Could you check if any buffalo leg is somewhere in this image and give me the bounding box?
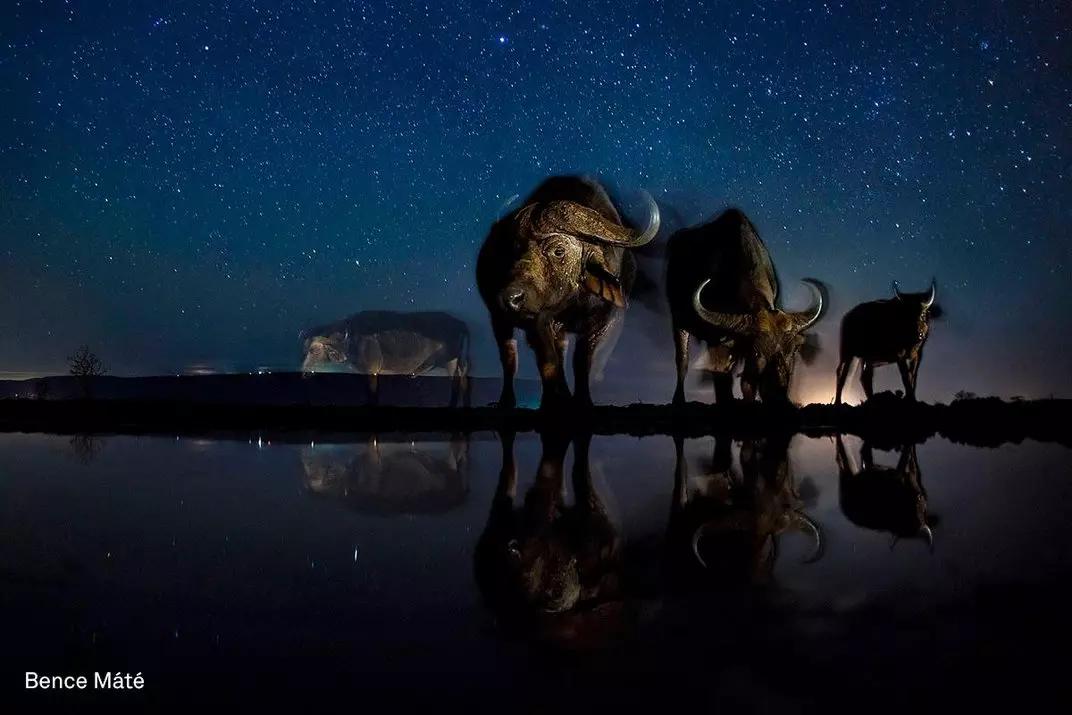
[908,358,921,401]
[900,444,925,495]
[740,375,757,403]
[446,356,470,409]
[571,432,598,513]
[529,326,571,410]
[672,434,689,511]
[834,358,853,405]
[534,431,570,507]
[574,329,606,408]
[446,358,460,409]
[834,434,852,476]
[899,357,920,401]
[860,362,875,401]
[706,344,736,404]
[591,307,625,384]
[712,435,733,475]
[860,441,875,472]
[479,430,518,542]
[672,325,690,406]
[711,371,734,404]
[492,316,518,409]
[896,359,912,401]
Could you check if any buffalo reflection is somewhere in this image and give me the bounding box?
[301,434,470,516]
[474,431,636,648]
[668,434,824,590]
[836,434,937,550]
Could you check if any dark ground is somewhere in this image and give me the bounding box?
[1,391,1069,448]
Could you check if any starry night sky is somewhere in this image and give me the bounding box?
[1,0,1069,402]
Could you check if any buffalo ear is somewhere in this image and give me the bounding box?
[582,257,625,308]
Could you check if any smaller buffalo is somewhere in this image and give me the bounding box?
[300,310,471,407]
[667,208,826,406]
[835,435,936,550]
[834,280,938,405]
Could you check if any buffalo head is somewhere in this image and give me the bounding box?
[892,278,938,340]
[497,192,660,318]
[692,277,827,403]
[300,328,349,377]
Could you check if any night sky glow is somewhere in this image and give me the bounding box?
[1,1,1069,402]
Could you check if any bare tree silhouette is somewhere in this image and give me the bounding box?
[67,345,107,399]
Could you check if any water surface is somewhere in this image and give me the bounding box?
[2,431,1069,710]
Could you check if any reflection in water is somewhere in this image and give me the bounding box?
[668,434,824,590]
[67,433,105,465]
[474,431,635,649]
[1,431,1068,707]
[836,434,936,550]
[300,434,470,515]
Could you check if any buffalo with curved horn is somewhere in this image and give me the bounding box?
[834,279,938,405]
[476,175,660,410]
[667,208,827,405]
[835,434,936,551]
[667,433,824,590]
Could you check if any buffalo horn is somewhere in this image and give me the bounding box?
[690,514,751,568]
[924,278,936,308]
[919,524,934,551]
[530,190,660,248]
[692,279,755,335]
[790,510,825,563]
[788,278,826,332]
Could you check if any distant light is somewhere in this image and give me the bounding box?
[498,36,507,44]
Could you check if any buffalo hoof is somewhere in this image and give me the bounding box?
[493,394,516,409]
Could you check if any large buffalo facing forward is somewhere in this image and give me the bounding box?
[300,310,471,407]
[667,208,826,405]
[476,175,659,410]
[834,280,938,405]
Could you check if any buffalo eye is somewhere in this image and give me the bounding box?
[550,246,566,259]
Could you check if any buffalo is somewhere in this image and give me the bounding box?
[299,310,471,407]
[301,434,470,516]
[667,208,826,405]
[835,434,936,550]
[834,280,937,405]
[473,430,640,649]
[476,175,660,410]
[666,433,824,590]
